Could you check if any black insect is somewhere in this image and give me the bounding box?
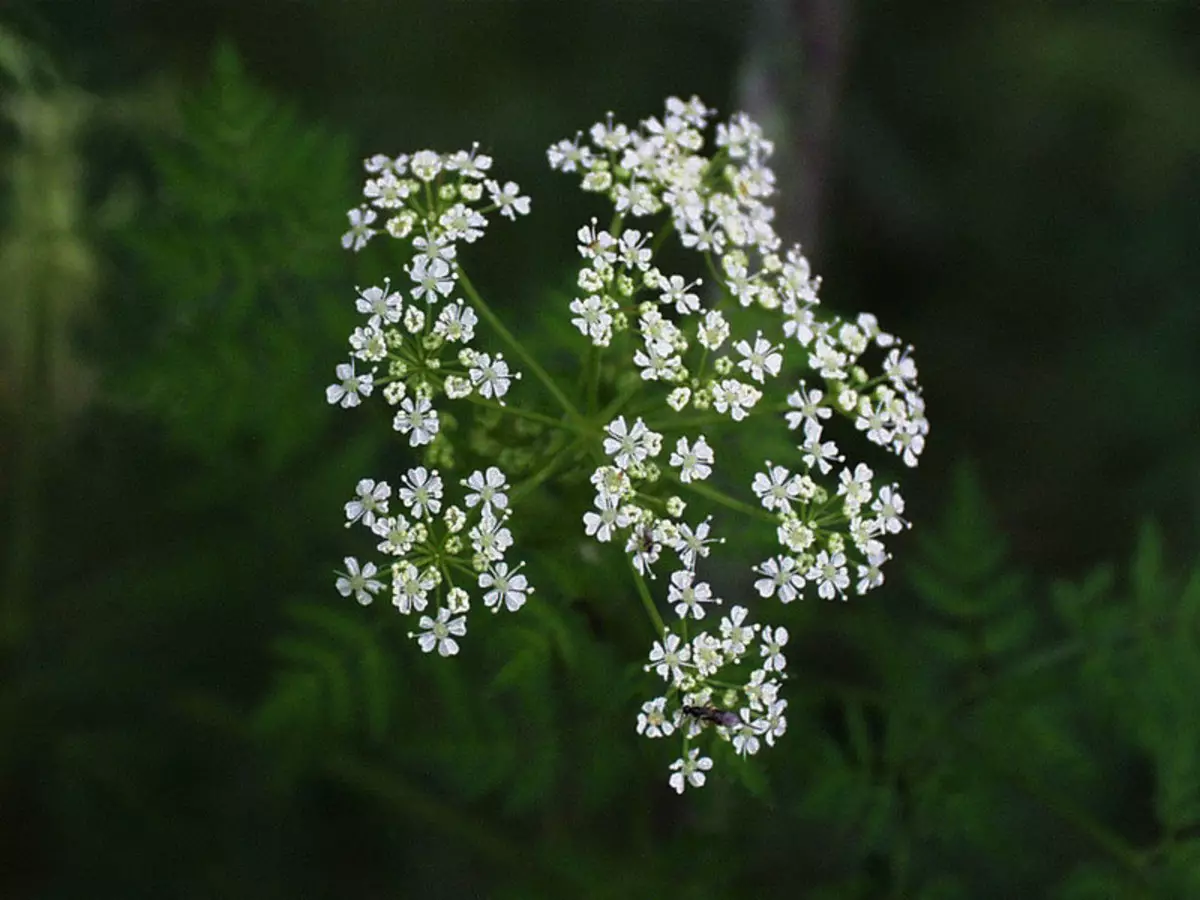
[682,704,740,728]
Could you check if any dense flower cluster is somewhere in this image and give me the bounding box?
[550,97,927,789]
[326,99,927,793]
[327,147,531,444]
[328,148,534,654]
[336,466,532,655]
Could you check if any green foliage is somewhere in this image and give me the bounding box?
[113,42,355,470]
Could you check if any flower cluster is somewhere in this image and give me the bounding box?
[326,98,928,795]
[551,97,927,789]
[327,147,531,458]
[335,466,532,655]
[328,147,535,654]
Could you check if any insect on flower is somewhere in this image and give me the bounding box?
[682,704,740,728]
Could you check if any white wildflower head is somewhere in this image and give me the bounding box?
[329,97,927,796]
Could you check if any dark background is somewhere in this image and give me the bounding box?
[3,1,1199,897]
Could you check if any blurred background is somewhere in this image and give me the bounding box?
[2,1,1199,897]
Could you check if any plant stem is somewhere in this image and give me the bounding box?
[629,561,666,636]
[457,268,583,426]
[666,473,775,523]
[464,395,586,435]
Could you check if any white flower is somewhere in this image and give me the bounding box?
[392,562,435,614]
[469,353,517,402]
[326,361,374,408]
[355,283,403,326]
[636,697,675,738]
[392,395,440,446]
[668,436,713,484]
[785,382,831,431]
[872,485,908,533]
[760,626,788,672]
[838,463,875,510]
[719,606,756,657]
[696,309,730,350]
[335,557,383,605]
[711,379,761,421]
[410,150,442,181]
[415,607,467,656]
[668,748,713,794]
[753,555,805,603]
[647,632,690,683]
[673,517,718,570]
[345,478,391,528]
[731,708,764,757]
[348,325,387,361]
[409,256,456,302]
[734,332,783,383]
[398,467,444,519]
[463,467,510,514]
[582,495,630,543]
[433,300,477,342]
[658,273,702,316]
[762,698,788,746]
[469,511,513,562]
[809,550,850,600]
[485,179,531,220]
[479,561,532,612]
[603,415,661,471]
[570,295,615,345]
[668,568,714,620]
[801,420,842,474]
[440,203,488,243]
[341,206,377,252]
[373,515,417,557]
[752,463,801,513]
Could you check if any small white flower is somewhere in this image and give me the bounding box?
[603,416,661,471]
[392,561,435,614]
[752,463,801,513]
[392,395,440,446]
[433,300,478,343]
[415,607,467,656]
[479,561,532,612]
[341,207,377,252]
[636,697,675,738]
[469,511,513,562]
[809,550,850,600]
[668,436,713,484]
[734,331,783,383]
[647,632,690,683]
[872,485,908,533]
[719,606,757,657]
[398,467,444,519]
[668,568,715,620]
[355,283,403,326]
[668,748,713,794]
[345,478,391,528]
[335,557,383,605]
[409,256,456,302]
[485,179,531,220]
[582,495,630,543]
[760,626,789,672]
[463,467,510,514]
[469,353,518,402]
[754,555,805,603]
[326,361,374,408]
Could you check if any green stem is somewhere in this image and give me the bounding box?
[666,474,775,523]
[457,268,583,425]
[464,395,585,435]
[510,435,587,504]
[629,560,666,636]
